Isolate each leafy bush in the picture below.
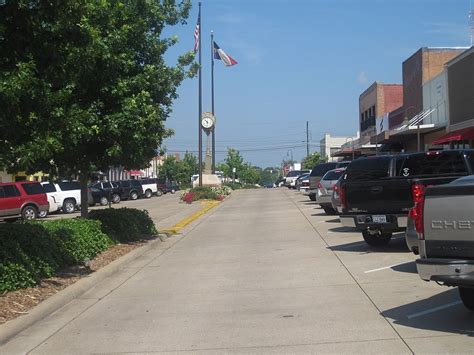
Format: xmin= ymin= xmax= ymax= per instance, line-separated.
xmin=180 ymin=186 xmax=228 ymax=202
xmin=89 ymin=208 xmax=158 ymax=243
xmin=0 ymin=219 xmax=113 ymax=293
xmin=224 ymin=182 xmax=242 ymax=190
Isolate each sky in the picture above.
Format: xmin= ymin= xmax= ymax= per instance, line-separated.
xmin=162 ymin=0 xmax=473 ymax=168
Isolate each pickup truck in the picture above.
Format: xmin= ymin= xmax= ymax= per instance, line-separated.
xmin=339 ymin=150 xmax=474 ymax=246
xmin=415 ymin=175 xmax=474 ymax=311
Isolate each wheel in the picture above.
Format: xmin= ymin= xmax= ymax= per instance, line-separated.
xmin=362 ymin=230 xmax=392 ymax=246
xmin=112 ymin=193 xmax=121 ymax=204
xmin=309 ymin=194 xmax=316 ymax=201
xmin=459 ymin=287 xmax=474 ymax=311
xmin=38 ymin=210 xmax=48 ymax=218
xmin=21 ymin=205 xmax=38 ymax=220
xmin=156 ymin=189 xmax=163 ymax=197
xmin=62 ymin=199 xmax=76 ymax=214
xmin=323 ymin=207 xmax=336 ymax=215
xmin=145 ymin=189 xmax=152 ymax=198
xmin=99 ymin=196 xmax=109 ymax=206
xmin=130 ymin=191 xmax=139 ymax=200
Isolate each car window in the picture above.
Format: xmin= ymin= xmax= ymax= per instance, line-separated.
xmin=112 ymin=182 xmax=118 ymax=188
xmin=131 ymin=180 xmax=141 ymax=187
xmin=21 ymin=183 xmax=46 ymax=195
xmin=0 ymin=185 xmax=21 ymax=198
xmin=310 ymin=163 xmax=337 ymax=177
xmin=58 ymin=181 xmax=81 ymax=191
xmin=344 ymin=157 xmax=391 ymax=181
xmin=102 ymin=182 xmax=112 ymax=189
xmin=336 ymin=161 xmax=351 ymax=168
xmin=42 ymin=182 xmax=57 ymax=193
xmin=323 ymin=170 xmax=344 ymax=181
xmin=396 ymin=152 xmax=467 ymax=177
xmin=465 ymin=151 xmax=474 ymax=171
xmin=286 ymin=171 xmax=301 ymax=177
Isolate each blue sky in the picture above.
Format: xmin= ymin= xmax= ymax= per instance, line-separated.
xmin=162 ymin=0 xmax=472 ymax=168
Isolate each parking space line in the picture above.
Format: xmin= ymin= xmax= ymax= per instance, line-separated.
xmin=407 ymin=301 xmax=462 ymax=319
xmin=364 ymin=261 xmax=413 ymax=273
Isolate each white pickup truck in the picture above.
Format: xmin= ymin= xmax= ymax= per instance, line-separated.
xmin=139 ymin=178 xmax=158 ymax=198
xmin=415 ymin=175 xmax=474 ymax=311
xmin=41 ymin=181 xmax=82 ymax=215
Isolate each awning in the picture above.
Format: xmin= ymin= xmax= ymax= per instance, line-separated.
xmin=432 ymin=127 xmax=474 ymax=145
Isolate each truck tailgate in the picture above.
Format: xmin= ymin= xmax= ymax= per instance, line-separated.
xmin=345 ymin=179 xmax=412 ymax=214
xmin=424 ymin=184 xmax=474 ymax=259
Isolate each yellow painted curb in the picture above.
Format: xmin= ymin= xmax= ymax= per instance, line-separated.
xmin=160 ymin=200 xmax=221 ymax=235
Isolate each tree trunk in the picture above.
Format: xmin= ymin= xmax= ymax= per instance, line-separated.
xmin=79 ymin=174 xmax=89 ymax=218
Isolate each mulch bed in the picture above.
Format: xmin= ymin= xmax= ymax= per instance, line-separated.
xmin=0 ymin=240 xmax=151 ymax=325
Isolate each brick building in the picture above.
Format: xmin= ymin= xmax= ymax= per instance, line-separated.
xmin=359 ymin=82 xmax=403 ymax=138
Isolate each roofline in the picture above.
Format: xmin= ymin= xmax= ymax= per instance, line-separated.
xmin=402 ymin=47 xmax=468 ymax=65
xmin=445 ymin=46 xmax=474 ymax=67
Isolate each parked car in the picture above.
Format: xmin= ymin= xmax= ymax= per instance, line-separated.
xmin=114 ymin=180 xmax=144 ymax=200
xmin=414 ymin=175 xmax=474 ymax=310
xmin=317 ymin=168 xmax=346 ymax=215
xmin=330 ymin=175 xmax=344 ymax=214
xmin=0 ymin=182 xmax=49 ymax=220
xmin=308 ymin=161 xmax=350 ymax=201
xmin=295 ymin=173 xmax=310 ymax=192
xmin=41 ymin=181 xmax=82 ymax=214
xmin=139 ymin=178 xmax=158 ymax=198
xmin=88 ymin=186 xmax=110 ymax=206
xmin=284 ymin=170 xmax=310 ymax=189
xmin=90 ymin=181 xmax=122 ymax=203
xmin=339 ymin=150 xmax=474 ymax=247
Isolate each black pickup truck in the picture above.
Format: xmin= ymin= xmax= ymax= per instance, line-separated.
xmin=339 ymin=150 xmax=474 ymax=246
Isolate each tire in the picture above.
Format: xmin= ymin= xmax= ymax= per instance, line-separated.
xmin=112 ymin=193 xmax=121 ymax=204
xmin=22 ymin=205 xmax=38 ymax=220
xmin=38 ymin=210 xmax=48 ymax=218
xmin=309 ymin=194 xmax=316 ymax=201
xmin=130 ymin=191 xmax=139 ymax=200
xmin=323 ymin=207 xmax=336 ymax=215
xmin=156 ymin=189 xmax=163 ymax=197
xmin=62 ymin=199 xmax=76 ymax=214
xmin=362 ymin=230 xmax=392 ymax=246
xmin=99 ymin=196 xmax=109 ymax=206
xmin=459 ymin=287 xmax=474 ymax=311
xmin=145 ymin=189 xmax=152 ymax=199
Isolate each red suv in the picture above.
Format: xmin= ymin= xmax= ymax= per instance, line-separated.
xmin=0 ymin=182 xmax=49 ymax=220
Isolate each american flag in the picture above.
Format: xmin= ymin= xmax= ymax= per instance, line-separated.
xmin=193 ymin=18 xmax=200 ymax=53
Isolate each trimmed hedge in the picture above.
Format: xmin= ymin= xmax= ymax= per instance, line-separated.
xmin=88 ymin=208 xmax=158 ymax=243
xmin=0 ymin=208 xmax=158 ymax=293
xmin=0 ymin=219 xmax=113 ymax=293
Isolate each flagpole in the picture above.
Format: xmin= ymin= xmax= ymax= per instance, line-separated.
xmin=211 ymin=30 xmax=215 ymax=174
xmin=198 ymin=2 xmax=203 ymax=186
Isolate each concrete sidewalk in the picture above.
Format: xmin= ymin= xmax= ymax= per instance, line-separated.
xmin=1 ymin=189 xmax=410 ymax=354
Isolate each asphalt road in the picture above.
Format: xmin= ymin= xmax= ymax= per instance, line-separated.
xmin=2 ymin=188 xmax=474 ymax=353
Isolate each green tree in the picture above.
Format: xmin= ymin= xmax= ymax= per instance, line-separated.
xmin=302 ymin=153 xmax=325 ymax=170
xmin=222 ymin=148 xmax=244 ymax=179
xmin=239 ymin=163 xmax=261 ymax=184
xmin=260 ymin=167 xmax=280 ymax=186
xmin=0 ymin=0 xmax=196 ymax=216
xmin=159 ymin=156 xmax=179 ymax=183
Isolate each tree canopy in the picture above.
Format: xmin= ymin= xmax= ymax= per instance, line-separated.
xmin=0 ymin=0 xmax=196 ymax=215
xmin=302 ymin=152 xmax=325 ymax=170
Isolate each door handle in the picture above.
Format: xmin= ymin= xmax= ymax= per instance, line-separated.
xmin=370 ymin=186 xmax=383 ymax=194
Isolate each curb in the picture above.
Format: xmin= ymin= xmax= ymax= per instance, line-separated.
xmin=0 ymin=236 xmax=164 ymax=346
xmin=160 ymin=200 xmax=221 ymax=235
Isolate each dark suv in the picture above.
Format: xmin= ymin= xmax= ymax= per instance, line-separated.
xmin=0 ymin=182 xmax=49 ymax=220
xmin=114 ymin=180 xmax=144 ymax=200
xmin=91 ymin=181 xmax=122 ymax=203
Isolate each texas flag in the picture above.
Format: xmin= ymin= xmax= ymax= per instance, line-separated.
xmin=213 ymin=42 xmax=238 ymax=66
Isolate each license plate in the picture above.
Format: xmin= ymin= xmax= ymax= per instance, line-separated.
xmin=372 ymin=215 xmax=387 ymax=223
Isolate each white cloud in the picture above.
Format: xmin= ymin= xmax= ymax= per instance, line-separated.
xmin=357 ymin=70 xmax=368 ymax=84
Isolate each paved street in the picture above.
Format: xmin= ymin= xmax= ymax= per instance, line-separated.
xmin=2 ymin=189 xmax=474 ymax=353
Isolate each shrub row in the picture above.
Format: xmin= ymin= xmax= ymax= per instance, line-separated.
xmin=0 ymin=208 xmax=158 ymax=293
xmin=89 ymin=208 xmax=158 ymax=243
xmin=180 ymin=186 xmax=228 ymax=203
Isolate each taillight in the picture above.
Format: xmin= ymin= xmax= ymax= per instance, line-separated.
xmin=411 ymin=184 xmax=426 ymax=238
xmin=317 ymin=182 xmax=323 ymax=189
xmin=340 ymin=184 xmax=347 ymax=210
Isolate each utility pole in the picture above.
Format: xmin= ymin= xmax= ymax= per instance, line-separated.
xmin=306 ymin=121 xmax=309 ymax=158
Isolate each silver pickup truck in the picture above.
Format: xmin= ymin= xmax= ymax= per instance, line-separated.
xmin=415 ymin=175 xmax=474 ymax=311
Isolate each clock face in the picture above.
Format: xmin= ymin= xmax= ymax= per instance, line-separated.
xmin=202 ymin=117 xmax=214 ymax=129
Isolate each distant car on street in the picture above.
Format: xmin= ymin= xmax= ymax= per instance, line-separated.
xmin=317 ymin=168 xmax=346 ymax=215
